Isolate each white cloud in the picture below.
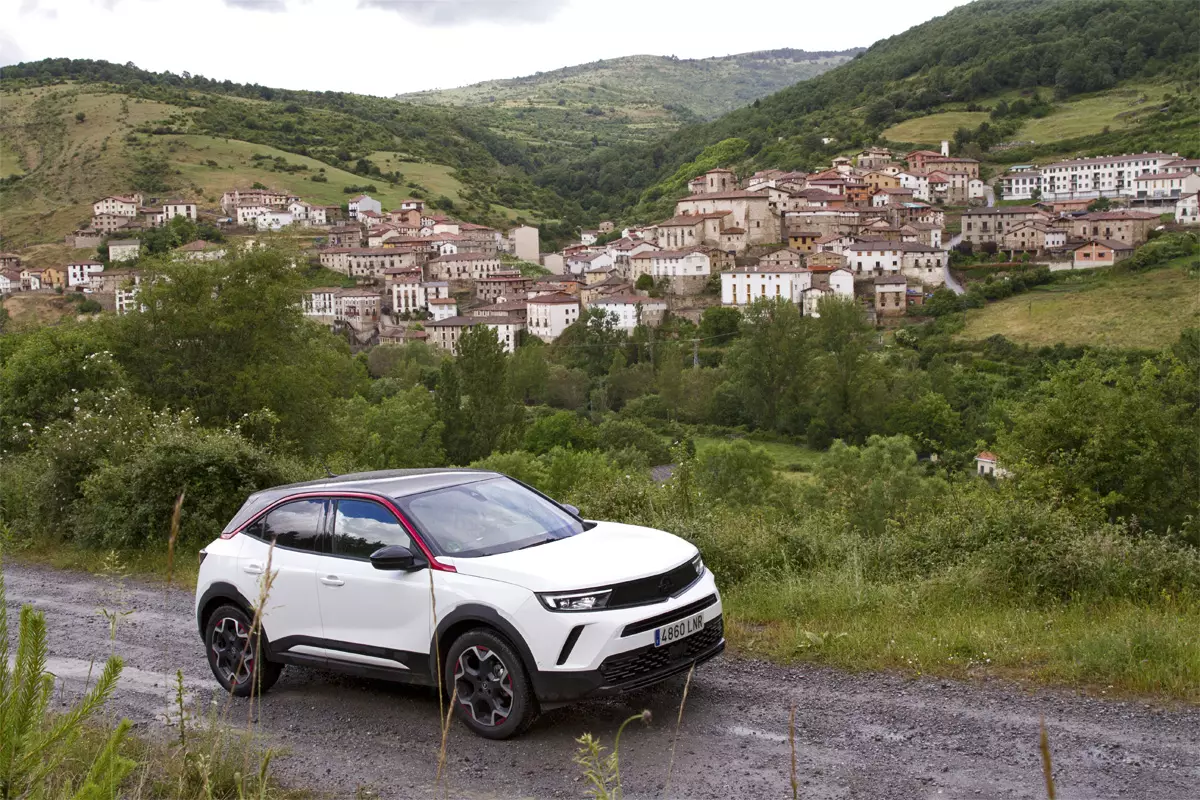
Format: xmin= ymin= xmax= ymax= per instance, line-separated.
xmin=358 ymin=0 xmax=567 ymax=26
xmin=0 ymin=0 xmax=971 ymax=96
xmin=0 ymin=30 xmax=27 ymax=66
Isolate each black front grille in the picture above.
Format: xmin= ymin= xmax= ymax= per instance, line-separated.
xmin=599 ymin=616 xmax=723 ymax=686
xmin=607 ymin=560 xmax=700 ymax=609
xmin=621 ymin=594 xmax=719 ymax=637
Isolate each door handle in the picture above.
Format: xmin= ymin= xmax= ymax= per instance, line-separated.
xmin=243 ymin=563 xmax=264 ymax=575
xmin=320 ymin=575 xmax=344 ymax=587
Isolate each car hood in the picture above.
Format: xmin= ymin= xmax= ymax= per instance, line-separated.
xmin=442 ymin=521 xmax=697 ymax=592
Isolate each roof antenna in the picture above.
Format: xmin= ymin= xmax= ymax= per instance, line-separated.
xmin=323 ymin=463 xmax=338 ymax=478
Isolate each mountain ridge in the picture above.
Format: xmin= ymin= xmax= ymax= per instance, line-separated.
xmin=396 ymin=48 xmax=863 ymax=121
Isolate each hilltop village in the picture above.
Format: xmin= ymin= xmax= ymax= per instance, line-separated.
xmin=2 ymin=144 xmax=1196 ymax=350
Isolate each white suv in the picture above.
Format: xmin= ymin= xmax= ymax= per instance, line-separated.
xmin=195 ymin=469 xmax=724 ymax=738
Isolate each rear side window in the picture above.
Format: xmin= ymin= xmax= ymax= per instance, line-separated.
xmin=331 ymin=499 xmax=412 ymax=559
xmin=256 ymin=498 xmax=327 ymax=553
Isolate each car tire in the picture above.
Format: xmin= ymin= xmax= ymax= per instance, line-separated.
xmin=445 ymin=628 xmax=537 ymax=739
xmin=204 ymin=604 xmax=282 ymax=697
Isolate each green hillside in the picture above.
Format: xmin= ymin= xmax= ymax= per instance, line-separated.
xmin=957 ymin=262 xmax=1200 ymax=350
xmin=399 ymin=49 xmax=860 ymax=120
xmin=533 ymin=0 xmax=1200 ymax=220
xmin=0 ymin=61 xmax=573 ymax=246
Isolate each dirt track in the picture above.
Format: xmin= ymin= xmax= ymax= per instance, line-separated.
xmin=5 ymin=562 xmax=1197 ymax=799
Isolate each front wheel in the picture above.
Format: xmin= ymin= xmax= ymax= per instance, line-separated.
xmin=204 ymin=604 xmax=282 ymax=697
xmin=445 ymin=628 xmax=537 ymax=739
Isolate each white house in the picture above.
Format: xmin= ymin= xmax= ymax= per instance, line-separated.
xmin=801 ymin=268 xmax=855 ymax=317
xmin=92 ymin=195 xmax=141 ymax=217
xmin=114 ymin=273 xmax=143 ymax=315
xmin=0 ymin=268 xmax=20 ymax=294
xmin=721 ymin=265 xmax=811 ymax=307
xmin=107 ymin=240 xmax=141 ymax=263
xmin=526 ymin=291 xmax=580 ymax=342
xmin=975 ymin=451 xmax=1011 ymax=478
xmin=508 ymin=225 xmax=540 ymax=262
xmin=999 ymin=167 xmax=1043 ymax=201
xmin=68 ymin=260 xmax=105 ymax=288
xmin=428 ymin=297 xmax=459 ymax=321
xmin=1039 ymin=152 xmax=1182 ymax=201
xmin=302 ymin=288 xmax=338 ymax=323
xmin=1132 ymin=172 xmax=1200 ymax=200
xmin=580 ymin=230 xmax=599 ymax=246
xmin=236 ymin=204 xmax=270 ymax=226
xmin=348 ymin=194 xmax=382 ymax=221
xmin=162 ymin=201 xmax=198 ymax=221
xmin=649 ymin=249 xmax=711 ymax=279
xmin=590 ymin=294 xmax=668 ymax=330
xmin=896 ymin=172 xmax=931 ymax=202
xmin=566 ymin=251 xmax=615 ymax=275
xmin=1175 ymin=193 xmax=1198 ymax=225
xmin=254 ymin=211 xmax=294 ymax=231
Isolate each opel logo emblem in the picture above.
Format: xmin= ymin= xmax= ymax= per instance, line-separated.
xmin=657 ymin=576 xmax=673 ymax=594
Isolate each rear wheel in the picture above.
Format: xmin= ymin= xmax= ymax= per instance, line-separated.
xmin=445 ymin=628 xmax=537 ymax=739
xmin=204 ymin=604 xmax=282 ymax=697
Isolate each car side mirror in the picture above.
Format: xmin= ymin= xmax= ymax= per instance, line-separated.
xmin=370 ymin=545 xmax=427 ymax=572
xmin=562 ymin=503 xmax=581 ymax=517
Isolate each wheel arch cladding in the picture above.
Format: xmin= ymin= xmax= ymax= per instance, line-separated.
xmin=196 ymin=582 xmax=256 ymax=635
xmin=431 ymin=604 xmax=538 ymax=686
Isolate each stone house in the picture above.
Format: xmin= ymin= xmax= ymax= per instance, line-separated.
xmin=1071 ymin=210 xmax=1161 ymax=246
xmin=873 ymin=275 xmax=908 ymax=317
xmin=962 ymin=207 xmax=1050 ymax=246
xmin=759 ymin=248 xmax=806 ymax=269
xmin=425 ymin=253 xmax=503 ymax=281
xmin=327 ymin=225 xmax=362 ymax=248
xmin=674 ymin=190 xmax=778 ymax=245
xmin=475 ymin=274 xmax=533 ymax=304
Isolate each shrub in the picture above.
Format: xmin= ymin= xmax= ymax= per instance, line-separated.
xmin=523 ymin=411 xmax=596 ymax=455
xmin=694 ymin=440 xmax=776 ymax=506
xmin=74 ymin=418 xmax=307 ymax=548
xmin=469 ymin=450 xmax=548 ymax=489
xmin=597 ymin=417 xmax=670 ymax=465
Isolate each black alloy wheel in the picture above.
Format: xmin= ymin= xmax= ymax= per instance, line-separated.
xmin=445 ymin=629 xmax=536 ymax=739
xmin=204 ymin=604 xmax=282 ymax=697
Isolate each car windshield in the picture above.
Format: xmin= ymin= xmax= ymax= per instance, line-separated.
xmin=397 ymin=477 xmax=584 ymax=558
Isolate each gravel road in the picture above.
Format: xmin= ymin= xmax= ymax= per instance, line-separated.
xmin=5 ymin=562 xmax=1197 ymax=799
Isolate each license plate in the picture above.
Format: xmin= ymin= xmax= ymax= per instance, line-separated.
xmin=654 ymin=613 xmax=704 ymax=647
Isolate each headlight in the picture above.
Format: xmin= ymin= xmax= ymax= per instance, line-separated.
xmin=692 ymin=553 xmax=704 ymax=577
xmin=537 ymin=589 xmax=612 ymax=612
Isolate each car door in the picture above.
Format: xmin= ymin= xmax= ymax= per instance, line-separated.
xmin=314 ymin=497 xmax=432 ymax=675
xmin=239 ymin=497 xmax=328 ymax=660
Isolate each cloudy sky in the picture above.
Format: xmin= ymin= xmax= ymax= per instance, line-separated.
xmin=2 ymin=0 xmax=968 ymax=97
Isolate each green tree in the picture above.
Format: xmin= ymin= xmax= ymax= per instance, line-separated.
xmin=436 ymin=359 xmax=470 ymax=465
xmin=697 ymin=306 xmax=741 ymax=342
xmin=110 ymin=248 xmax=362 ymax=454
xmin=523 ymin=411 xmax=596 ymax=454
xmin=335 ymin=388 xmax=445 ymax=470
xmin=553 ymin=307 xmax=626 ymax=377
xmin=998 ymin=356 xmax=1199 ymax=537
xmin=725 ymin=298 xmax=814 ymax=433
xmin=456 ymin=325 xmax=521 ymax=461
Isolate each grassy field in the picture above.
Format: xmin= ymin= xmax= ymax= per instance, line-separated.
xmin=727 ymin=577 xmax=1200 ymax=700
xmin=882 ymin=112 xmax=990 ymax=145
xmin=1018 ymin=84 xmax=1170 ymax=143
xmin=957 ymin=262 xmax=1200 ymax=349
xmin=1 ymin=291 xmax=80 ymax=330
xmin=694 ymin=435 xmax=824 ymax=486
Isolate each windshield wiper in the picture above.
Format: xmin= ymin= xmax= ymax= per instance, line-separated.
xmin=518 ymin=536 xmax=558 ymax=550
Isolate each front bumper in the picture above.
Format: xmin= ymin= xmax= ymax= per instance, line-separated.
xmin=532 ymin=615 xmax=725 ymax=703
